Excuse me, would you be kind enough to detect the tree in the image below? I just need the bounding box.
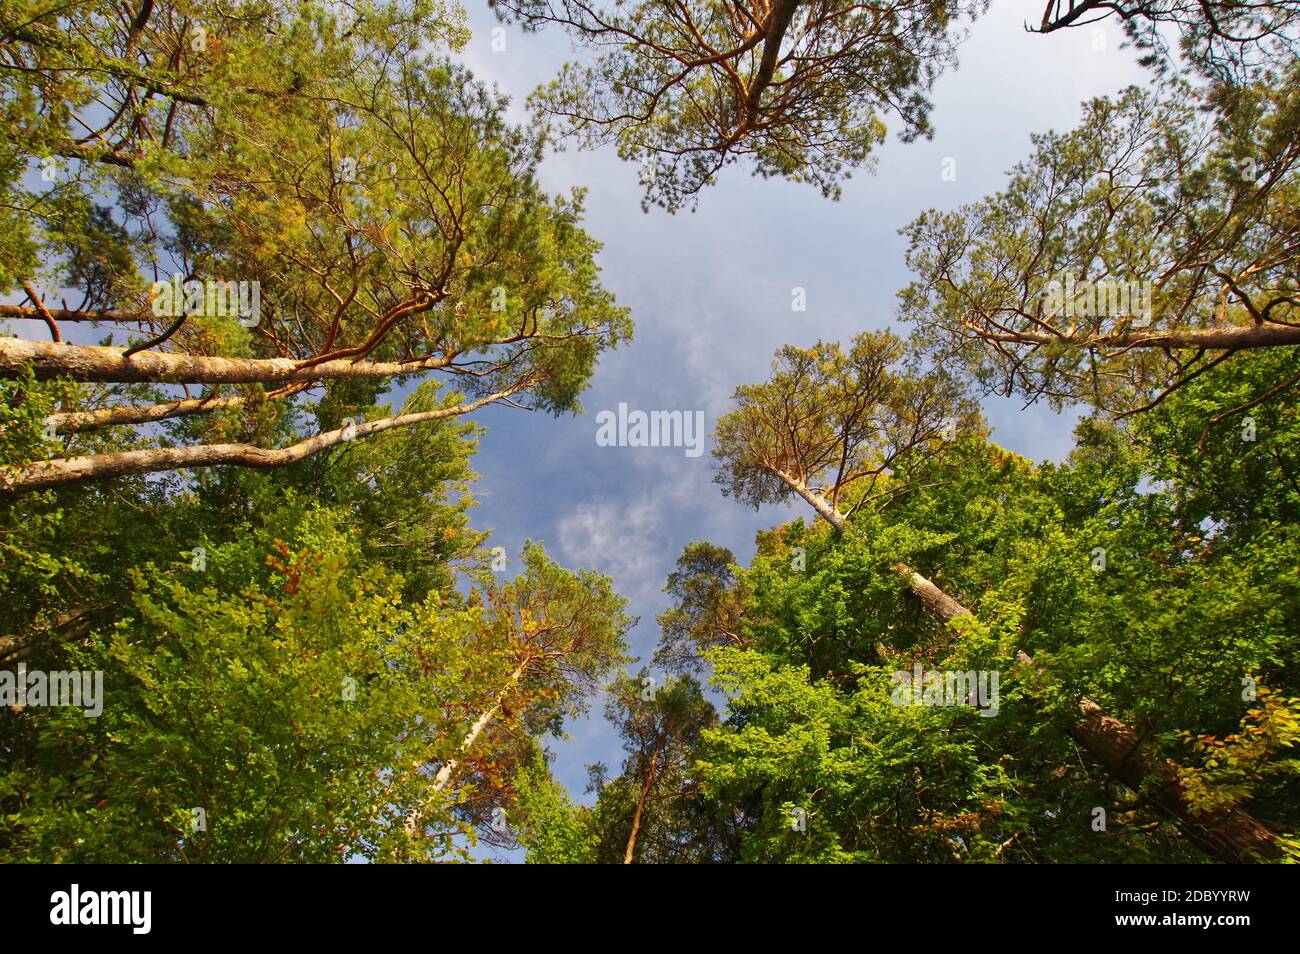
[684,433,1300,861]
[695,647,1014,862]
[512,750,600,863]
[654,541,749,674]
[708,332,1289,862]
[1,521,475,862]
[0,1,469,171]
[493,0,979,210]
[1027,0,1300,84]
[0,513,630,860]
[0,366,487,667]
[1135,338,1300,521]
[713,330,979,523]
[493,0,1299,210]
[578,672,738,863]
[899,79,1300,419]
[414,542,633,803]
[1,0,630,493]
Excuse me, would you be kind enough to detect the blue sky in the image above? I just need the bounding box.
[448,1,1153,824]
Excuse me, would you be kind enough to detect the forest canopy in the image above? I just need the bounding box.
[1,0,1297,865]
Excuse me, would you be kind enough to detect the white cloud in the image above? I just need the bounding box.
[556,494,662,588]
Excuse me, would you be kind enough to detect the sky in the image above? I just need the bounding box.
[444,0,1156,832]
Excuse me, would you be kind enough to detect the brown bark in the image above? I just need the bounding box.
[21,285,61,342]
[985,322,1300,351]
[769,467,1281,863]
[1018,654,1281,863]
[0,383,526,495]
[1036,0,1102,32]
[0,337,456,384]
[623,749,660,864]
[742,0,802,125]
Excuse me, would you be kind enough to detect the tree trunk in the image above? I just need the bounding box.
[891,563,972,624]
[404,658,530,837]
[623,750,660,864]
[431,659,531,792]
[1066,688,1280,862]
[774,467,848,530]
[742,0,802,124]
[0,384,525,496]
[770,469,1281,863]
[0,337,456,384]
[989,322,1300,351]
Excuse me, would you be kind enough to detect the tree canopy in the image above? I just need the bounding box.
[900,77,1300,418]
[495,0,979,209]
[1,0,630,494]
[3,0,1297,868]
[494,0,1300,208]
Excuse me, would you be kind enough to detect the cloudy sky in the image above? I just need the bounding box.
[445,1,1155,828]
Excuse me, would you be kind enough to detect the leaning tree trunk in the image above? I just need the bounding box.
[623,750,660,865]
[776,473,1281,863]
[430,658,530,792]
[403,657,531,837]
[0,384,527,496]
[0,336,455,384]
[1061,684,1279,863]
